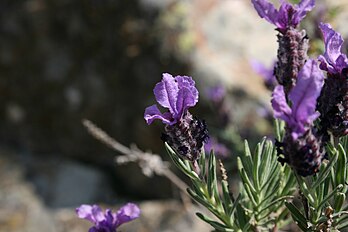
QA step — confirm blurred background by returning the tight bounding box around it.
[0,0,347,231]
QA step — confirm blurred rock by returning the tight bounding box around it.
[0,150,211,232]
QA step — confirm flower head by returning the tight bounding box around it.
[251,0,315,32]
[76,203,140,232]
[271,59,324,139]
[145,73,208,162]
[318,23,348,74]
[144,73,198,125]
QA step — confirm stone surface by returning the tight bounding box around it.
[0,150,211,232]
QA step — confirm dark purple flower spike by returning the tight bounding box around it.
[272,59,325,176]
[145,73,209,162]
[76,203,140,232]
[317,23,348,138]
[251,0,313,93]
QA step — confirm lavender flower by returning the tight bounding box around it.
[76,203,140,232]
[318,23,348,74]
[204,137,229,159]
[272,59,323,139]
[251,0,313,93]
[272,59,325,176]
[144,73,209,161]
[144,73,198,126]
[317,23,348,137]
[250,59,277,90]
[251,0,315,32]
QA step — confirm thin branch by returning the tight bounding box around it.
[82,119,189,195]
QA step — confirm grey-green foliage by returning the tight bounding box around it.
[237,139,295,231]
[165,134,296,231]
[285,136,348,232]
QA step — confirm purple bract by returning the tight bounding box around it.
[76,203,140,232]
[144,73,198,125]
[271,59,324,139]
[251,0,315,32]
[318,23,348,74]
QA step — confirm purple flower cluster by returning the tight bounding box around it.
[272,60,324,140]
[250,0,348,176]
[144,73,198,126]
[252,0,312,93]
[145,73,209,162]
[76,203,140,232]
[272,59,325,176]
[316,23,348,138]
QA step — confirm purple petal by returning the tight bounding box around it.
[115,203,141,227]
[153,73,179,115]
[176,87,197,119]
[251,0,278,26]
[175,75,198,100]
[319,23,348,73]
[76,204,105,224]
[175,75,199,118]
[144,105,174,125]
[288,59,324,136]
[276,3,292,29]
[271,85,292,123]
[292,0,315,26]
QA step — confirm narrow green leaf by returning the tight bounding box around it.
[334,192,345,212]
[285,202,309,231]
[196,213,234,232]
[165,143,199,180]
[252,139,264,192]
[311,151,338,191]
[258,196,293,214]
[281,171,296,195]
[235,202,249,229]
[199,149,207,180]
[294,173,314,206]
[229,194,241,221]
[317,184,343,210]
[187,188,214,211]
[275,119,285,141]
[238,157,257,195]
[207,152,217,198]
[221,180,233,215]
[243,140,254,177]
[259,140,274,186]
[336,144,347,188]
